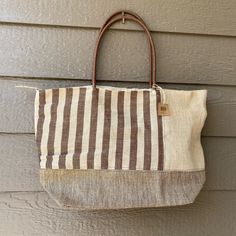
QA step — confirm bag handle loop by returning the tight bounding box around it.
[97,10,155,87]
[92,10,157,88]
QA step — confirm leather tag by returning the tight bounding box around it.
[158,103,170,116]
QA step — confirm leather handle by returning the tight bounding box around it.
[92,11,157,88]
[97,10,155,88]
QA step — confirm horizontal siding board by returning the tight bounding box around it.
[0,0,236,36]
[0,78,235,136]
[203,137,236,190]
[0,191,235,235]
[0,133,235,191]
[0,26,236,85]
[0,134,43,192]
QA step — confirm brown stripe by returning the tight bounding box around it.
[101,90,112,169]
[46,89,59,168]
[129,91,138,170]
[73,88,86,169]
[115,91,125,169]
[87,89,99,169]
[36,90,45,158]
[59,88,73,169]
[143,91,152,170]
[157,90,164,170]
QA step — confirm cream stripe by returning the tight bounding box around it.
[40,156,47,169]
[136,91,145,170]
[65,153,74,169]
[150,91,159,170]
[94,89,105,169]
[108,91,118,169]
[79,88,93,169]
[67,88,80,155]
[40,90,52,168]
[51,154,60,169]
[40,158,47,170]
[122,91,131,169]
[52,88,66,169]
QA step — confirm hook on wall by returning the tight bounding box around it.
[122,11,125,24]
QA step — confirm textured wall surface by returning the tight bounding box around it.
[0,1,235,235]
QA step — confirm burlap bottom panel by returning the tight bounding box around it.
[40,169,205,209]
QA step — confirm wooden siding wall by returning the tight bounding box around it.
[0,1,235,235]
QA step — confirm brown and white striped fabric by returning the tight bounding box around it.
[35,86,164,170]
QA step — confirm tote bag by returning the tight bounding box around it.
[35,10,207,209]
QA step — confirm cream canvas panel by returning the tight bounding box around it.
[162,89,207,170]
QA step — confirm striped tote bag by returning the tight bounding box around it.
[34,11,207,209]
